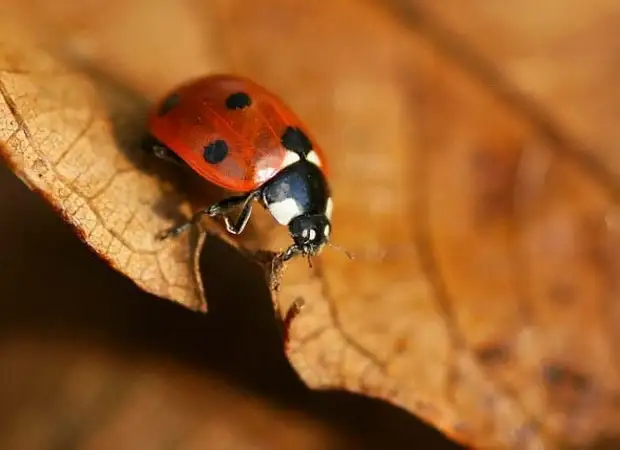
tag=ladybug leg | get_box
[142,135,185,166]
[281,244,302,262]
[158,192,258,240]
[211,191,260,235]
[152,144,185,166]
[206,193,252,216]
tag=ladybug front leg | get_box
[158,192,258,239]
[210,191,259,235]
[281,244,302,262]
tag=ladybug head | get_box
[283,213,331,261]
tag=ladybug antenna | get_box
[327,242,355,261]
[306,254,313,269]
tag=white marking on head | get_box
[282,151,301,168]
[324,223,331,237]
[268,198,303,225]
[325,197,334,219]
[308,229,317,241]
[306,150,321,167]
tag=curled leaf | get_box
[0,24,212,309]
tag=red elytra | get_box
[146,74,335,263]
[147,74,329,193]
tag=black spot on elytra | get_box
[158,92,181,116]
[203,140,229,164]
[281,126,313,157]
[225,92,252,110]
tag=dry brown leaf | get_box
[3,0,620,449]
[0,21,211,309]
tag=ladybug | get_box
[144,74,333,261]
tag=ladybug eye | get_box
[302,228,318,242]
